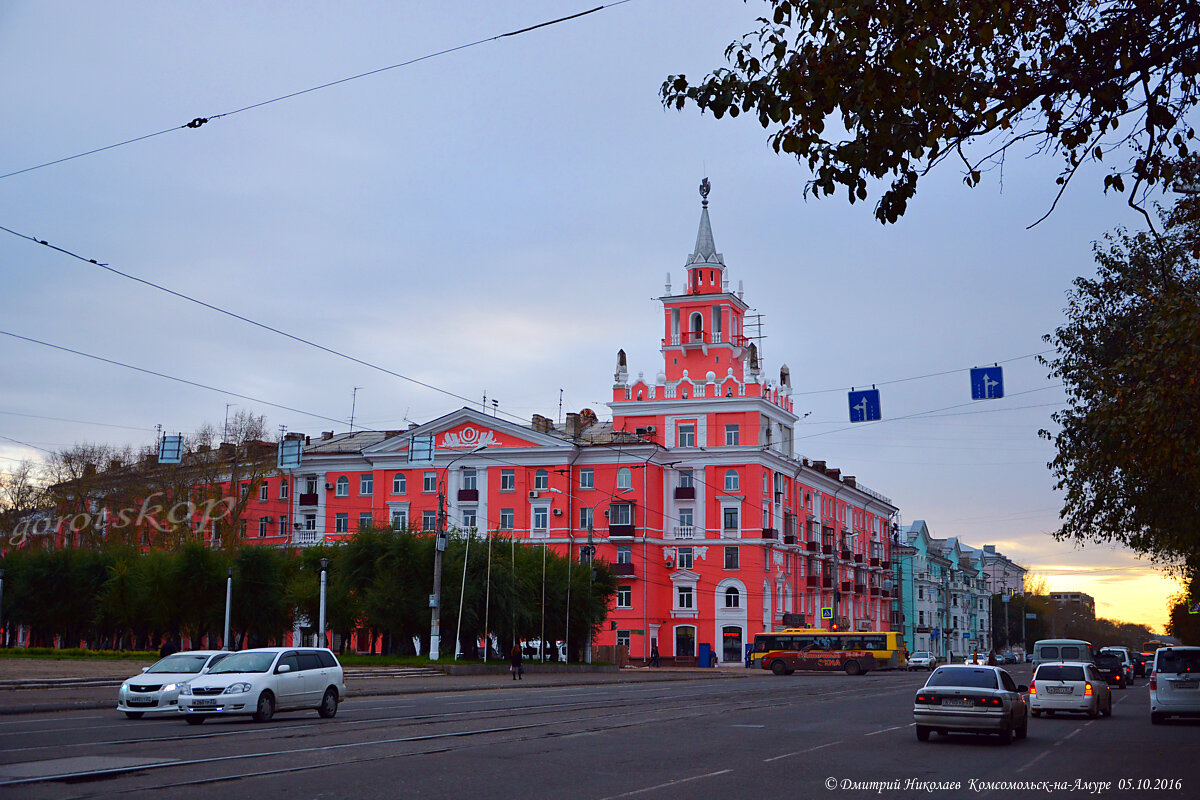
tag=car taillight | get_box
[1085,683,1093,696]
[1150,675,1157,690]
[915,694,935,704]
[974,696,1002,707]
[1029,682,1036,695]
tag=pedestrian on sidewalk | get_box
[649,643,660,668]
[509,644,524,680]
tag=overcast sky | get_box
[0,1,1183,631]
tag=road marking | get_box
[1017,750,1051,773]
[864,723,912,736]
[1054,727,1084,745]
[597,769,733,800]
[731,724,764,728]
[763,740,843,762]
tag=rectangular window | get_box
[461,509,477,529]
[259,483,269,502]
[358,512,373,530]
[723,507,739,530]
[499,509,514,529]
[360,474,373,495]
[423,472,437,493]
[678,422,696,447]
[304,514,316,531]
[305,477,318,495]
[617,544,632,564]
[677,547,693,570]
[240,483,250,500]
[678,469,693,488]
[725,424,739,446]
[678,508,693,528]
[422,510,436,530]
[724,546,739,569]
[462,468,477,491]
[677,586,694,609]
[279,480,289,499]
[609,503,632,526]
[616,630,631,648]
[500,469,515,491]
[335,513,349,533]
[617,586,632,608]
[919,610,925,625]
[533,507,549,530]
[580,506,593,530]
[579,468,594,489]
[258,518,268,537]
[278,518,287,537]
[391,510,408,529]
[393,473,407,494]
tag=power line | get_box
[0,409,156,432]
[0,329,348,426]
[789,350,1055,397]
[0,2,633,182]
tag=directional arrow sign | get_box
[970,366,1004,400]
[848,389,881,422]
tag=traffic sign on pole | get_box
[848,388,881,422]
[970,366,1004,400]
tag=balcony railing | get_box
[854,583,866,595]
[822,544,835,555]
[293,531,319,546]
[853,553,864,564]
[821,577,834,589]
[611,562,636,577]
[870,557,880,567]
[665,331,751,347]
[608,524,636,538]
[805,541,820,552]
[457,488,479,502]
[840,580,852,592]
[671,526,697,539]
[783,534,796,545]
[298,493,319,507]
[761,529,777,540]
[674,486,696,500]
[806,576,820,588]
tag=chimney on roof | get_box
[565,412,581,437]
[811,460,826,472]
[304,436,311,445]
[842,476,856,489]
[321,431,334,441]
[825,467,840,480]
[219,442,235,457]
[531,414,553,434]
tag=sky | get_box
[0,1,1186,632]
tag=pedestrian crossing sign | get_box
[821,607,833,620]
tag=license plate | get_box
[1172,681,1198,690]
[190,699,218,707]
[127,697,155,705]
[1047,686,1072,694]
[941,698,972,707]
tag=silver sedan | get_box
[914,664,1030,744]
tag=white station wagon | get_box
[178,647,345,724]
[117,650,229,719]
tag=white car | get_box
[1150,646,1200,724]
[178,647,345,724]
[1030,661,1112,718]
[913,665,1029,744]
[117,650,230,719]
[907,651,938,671]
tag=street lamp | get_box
[223,567,233,651]
[429,445,486,661]
[0,568,5,648]
[318,557,329,649]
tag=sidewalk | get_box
[0,659,760,716]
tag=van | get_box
[1150,646,1200,723]
[1032,639,1095,667]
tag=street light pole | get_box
[223,568,233,650]
[318,557,329,649]
[0,569,5,648]
[429,445,485,661]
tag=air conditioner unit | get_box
[634,426,657,436]
[552,508,563,516]
[325,483,334,491]
[528,491,539,499]
[664,559,675,569]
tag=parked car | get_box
[117,650,229,719]
[177,647,345,724]
[907,651,938,671]
[913,665,1029,744]
[1029,661,1112,718]
[1093,652,1128,689]
[1150,646,1200,724]
[1099,647,1136,686]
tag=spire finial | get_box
[699,177,711,208]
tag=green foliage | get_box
[1041,202,1200,572]
[662,1,1200,224]
[0,647,155,660]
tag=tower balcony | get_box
[664,331,750,348]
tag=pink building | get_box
[274,183,898,664]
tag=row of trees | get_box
[990,575,1156,653]
[0,527,617,660]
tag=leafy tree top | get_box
[662,0,1200,224]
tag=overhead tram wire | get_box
[0,330,349,427]
[0,409,157,433]
[0,2,634,182]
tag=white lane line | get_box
[596,769,734,800]
[864,723,912,736]
[1017,750,1052,773]
[763,740,843,762]
[1054,726,1084,745]
[731,724,765,728]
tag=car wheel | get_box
[252,690,275,723]
[318,688,338,719]
[771,659,787,676]
[916,725,930,742]
[185,716,206,725]
[844,660,862,676]
[123,711,144,720]
[784,668,795,676]
[998,725,1012,745]
[1151,712,1165,725]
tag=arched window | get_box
[335,476,349,497]
[617,467,632,490]
[724,586,740,609]
[689,312,704,341]
[724,469,739,491]
[533,469,549,490]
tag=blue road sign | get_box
[848,389,881,422]
[277,437,303,469]
[821,607,833,620]
[158,434,183,464]
[970,366,1004,400]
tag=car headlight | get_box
[224,683,252,694]
[161,683,178,693]
[179,684,192,695]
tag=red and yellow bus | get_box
[750,628,908,670]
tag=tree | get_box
[661,0,1200,224]
[1040,200,1200,572]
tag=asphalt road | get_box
[0,665,1193,800]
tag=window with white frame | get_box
[579,468,594,489]
[609,503,632,526]
[422,510,436,530]
[304,514,316,531]
[305,476,318,495]
[335,476,349,497]
[499,508,514,529]
[500,469,515,491]
[617,544,632,564]
[617,586,632,608]
[677,586,694,609]
[358,512,373,530]
[533,507,549,530]
[724,546,739,569]
[677,547,693,570]
[723,506,739,530]
[724,469,739,491]
[259,483,269,502]
[725,424,739,445]
[580,506,593,529]
[616,630,631,647]
[335,513,349,533]
[423,472,437,493]
[258,518,268,537]
[278,518,287,537]
[461,509,477,530]
[360,474,373,495]
[462,468,477,490]
[678,422,696,447]
[533,469,549,490]
[391,510,408,529]
[392,473,406,494]
[678,469,693,488]
[677,508,693,529]
[617,467,632,490]
[279,479,289,499]
[724,586,741,608]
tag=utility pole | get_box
[223,568,233,650]
[430,491,448,660]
